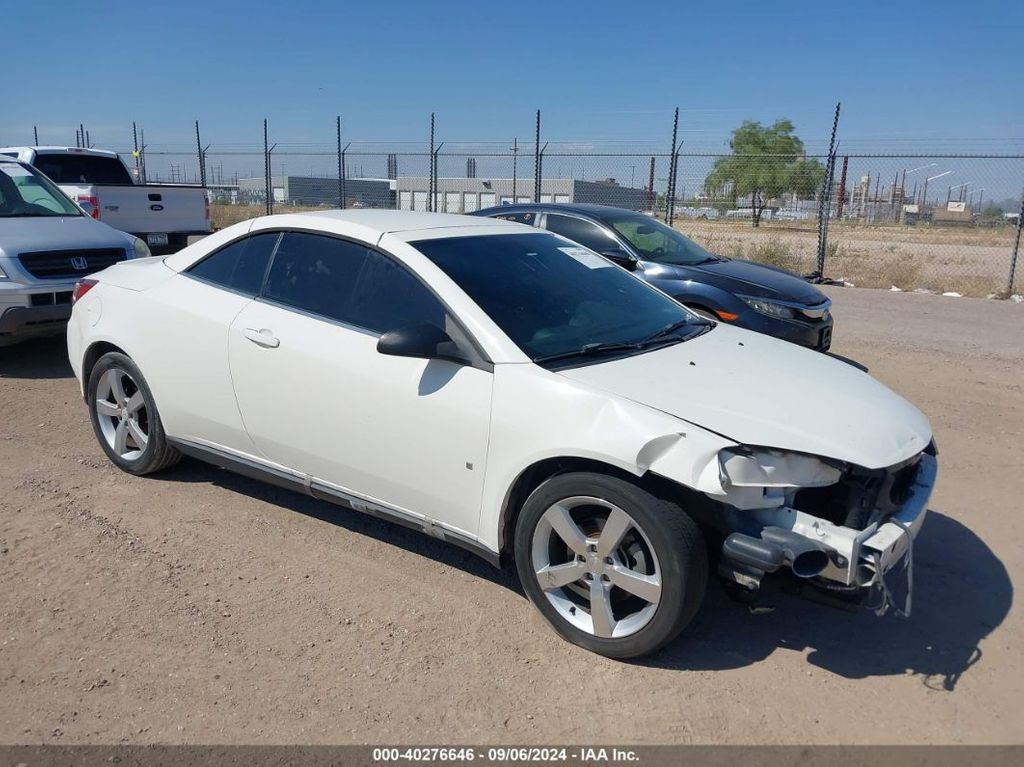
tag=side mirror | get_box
[376,322,468,365]
[601,249,639,271]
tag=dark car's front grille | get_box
[18,248,127,280]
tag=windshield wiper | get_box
[533,341,641,365]
[637,317,714,347]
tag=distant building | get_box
[395,177,649,213]
[237,175,395,208]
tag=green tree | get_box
[704,120,825,227]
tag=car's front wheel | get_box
[87,352,181,476]
[514,472,707,659]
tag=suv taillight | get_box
[72,279,98,303]
[77,194,100,219]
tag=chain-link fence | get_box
[36,115,1023,298]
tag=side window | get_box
[492,211,537,226]
[187,232,279,296]
[349,250,446,333]
[263,232,446,334]
[545,214,619,254]
[263,232,368,324]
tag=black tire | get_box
[87,352,181,476]
[514,471,707,659]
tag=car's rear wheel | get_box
[514,472,707,659]
[88,352,180,475]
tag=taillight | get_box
[72,279,98,303]
[77,194,100,219]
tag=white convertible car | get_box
[67,211,936,658]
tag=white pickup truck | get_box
[0,146,212,255]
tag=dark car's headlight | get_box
[739,296,796,319]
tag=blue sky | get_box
[4,0,1021,153]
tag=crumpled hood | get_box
[557,324,931,470]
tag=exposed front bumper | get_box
[722,453,937,607]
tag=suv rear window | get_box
[33,154,133,185]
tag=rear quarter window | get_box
[33,154,133,185]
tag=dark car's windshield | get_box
[607,214,719,265]
[413,232,709,366]
[0,162,82,217]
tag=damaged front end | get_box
[711,441,938,616]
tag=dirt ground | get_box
[1,288,1022,745]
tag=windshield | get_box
[607,214,719,265]
[0,163,82,217]
[413,232,708,365]
[33,153,133,185]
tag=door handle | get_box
[243,327,280,348]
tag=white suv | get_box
[67,211,936,658]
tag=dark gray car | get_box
[473,203,834,351]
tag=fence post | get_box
[131,122,140,181]
[815,102,842,279]
[428,113,436,212]
[666,108,679,224]
[646,156,656,213]
[263,119,272,215]
[33,125,38,144]
[668,143,682,226]
[511,137,519,205]
[138,129,147,184]
[533,110,542,202]
[341,142,350,208]
[195,120,208,189]
[1008,189,1024,296]
[432,142,444,211]
[335,116,343,208]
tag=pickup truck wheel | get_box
[514,472,707,659]
[88,352,181,476]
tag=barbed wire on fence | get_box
[9,110,1023,297]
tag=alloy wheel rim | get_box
[531,496,662,639]
[94,368,149,461]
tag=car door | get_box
[227,230,493,539]
[139,231,279,453]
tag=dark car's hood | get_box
[649,257,826,305]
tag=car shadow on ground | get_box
[158,461,1008,690]
[158,458,522,594]
[651,511,1011,690]
[0,336,73,379]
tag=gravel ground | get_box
[1,288,1022,745]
